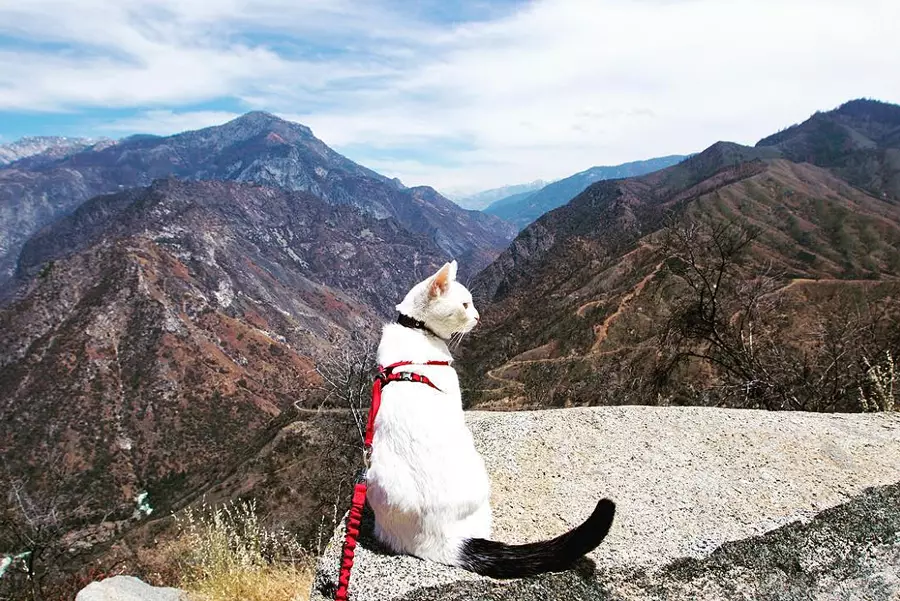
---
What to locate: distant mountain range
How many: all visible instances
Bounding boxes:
[451,180,549,210]
[483,155,688,229]
[0,112,516,287]
[0,135,110,166]
[462,99,900,412]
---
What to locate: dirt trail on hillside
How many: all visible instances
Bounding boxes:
[486,275,900,394]
[589,261,664,352]
[485,260,665,390]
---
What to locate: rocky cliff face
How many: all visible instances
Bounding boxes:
[0,178,446,527]
[312,406,900,601]
[0,112,515,286]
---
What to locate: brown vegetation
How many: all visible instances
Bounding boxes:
[463,138,900,413]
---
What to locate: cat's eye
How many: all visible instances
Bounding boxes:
[463,302,470,309]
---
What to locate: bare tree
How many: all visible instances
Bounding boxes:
[0,454,112,601]
[655,215,900,411]
[308,335,377,446]
[657,215,787,408]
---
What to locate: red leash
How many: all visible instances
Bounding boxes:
[334,360,449,601]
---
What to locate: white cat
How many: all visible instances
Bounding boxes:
[366,260,615,578]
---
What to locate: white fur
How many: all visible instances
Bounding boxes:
[366,261,491,565]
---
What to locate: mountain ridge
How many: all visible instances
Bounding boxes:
[756,98,900,201]
[451,180,549,210]
[484,154,688,228]
[0,135,109,167]
[462,102,900,412]
[0,113,515,288]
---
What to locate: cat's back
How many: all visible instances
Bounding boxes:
[371,323,485,486]
[369,380,487,517]
[375,377,468,451]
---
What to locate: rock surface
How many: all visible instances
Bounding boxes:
[75,575,185,601]
[312,406,900,600]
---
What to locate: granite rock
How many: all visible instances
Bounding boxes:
[75,575,185,601]
[312,406,900,600]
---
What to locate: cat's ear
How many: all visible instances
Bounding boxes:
[446,260,458,281]
[429,261,457,297]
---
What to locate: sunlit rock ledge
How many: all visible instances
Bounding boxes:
[312,406,900,601]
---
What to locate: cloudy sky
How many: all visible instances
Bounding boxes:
[1,0,898,195]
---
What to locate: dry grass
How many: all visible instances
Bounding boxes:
[175,500,314,601]
[860,351,897,412]
[185,564,313,601]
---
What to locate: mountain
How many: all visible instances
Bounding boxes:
[0,177,448,538]
[0,112,515,287]
[0,136,108,167]
[451,180,548,210]
[756,98,900,201]
[461,102,900,413]
[0,113,514,591]
[484,155,688,229]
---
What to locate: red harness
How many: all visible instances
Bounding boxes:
[334,360,450,601]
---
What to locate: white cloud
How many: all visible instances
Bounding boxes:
[301,0,900,192]
[1,0,899,192]
[0,0,417,111]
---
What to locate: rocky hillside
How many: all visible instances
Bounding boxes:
[462,103,900,412]
[0,112,515,286]
[313,406,900,600]
[484,155,687,229]
[0,178,446,536]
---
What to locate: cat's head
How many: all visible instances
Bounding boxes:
[396,260,479,339]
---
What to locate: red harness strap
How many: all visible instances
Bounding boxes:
[334,360,449,601]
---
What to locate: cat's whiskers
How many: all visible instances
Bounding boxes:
[451,331,468,352]
[450,332,462,351]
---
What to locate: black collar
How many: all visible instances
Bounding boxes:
[397,313,446,340]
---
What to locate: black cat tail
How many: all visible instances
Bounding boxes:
[457,498,616,579]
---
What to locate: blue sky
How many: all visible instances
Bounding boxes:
[1,0,899,195]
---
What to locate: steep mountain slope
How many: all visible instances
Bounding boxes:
[484,155,687,228]
[0,178,446,531]
[0,112,515,286]
[452,180,548,210]
[462,132,900,412]
[0,136,107,166]
[757,98,900,201]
